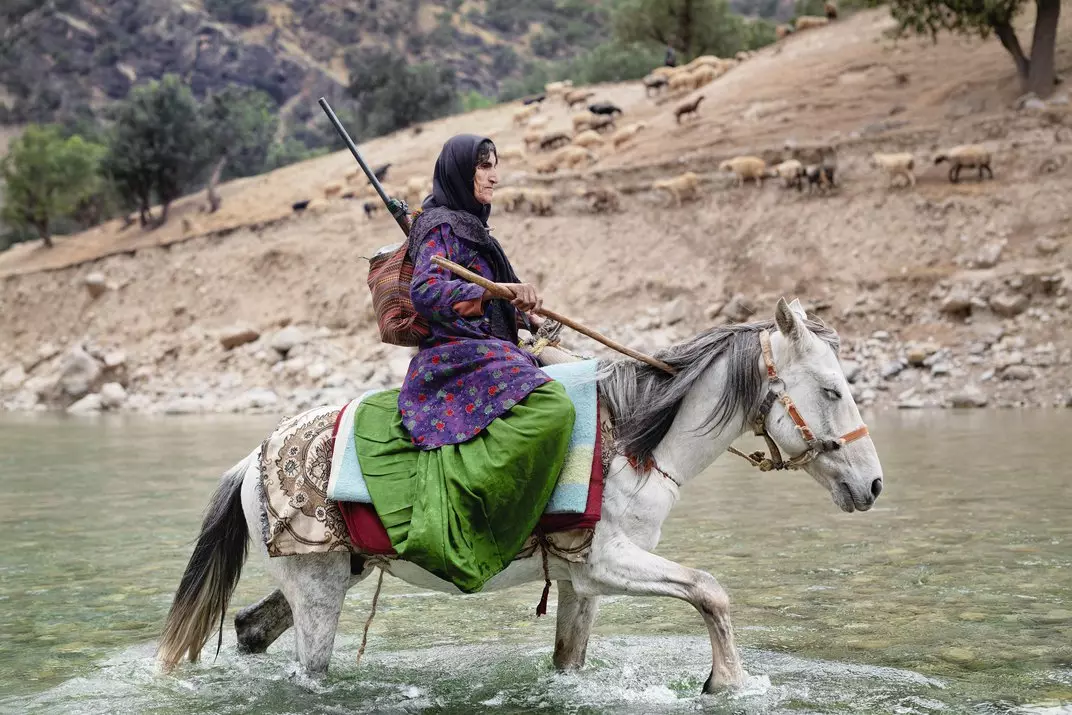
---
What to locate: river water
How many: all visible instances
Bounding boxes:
[0,410,1070,714]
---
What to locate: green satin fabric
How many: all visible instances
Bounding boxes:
[354,381,574,593]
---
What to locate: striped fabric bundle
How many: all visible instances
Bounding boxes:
[367,241,429,347]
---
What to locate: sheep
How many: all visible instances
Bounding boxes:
[539,131,572,152]
[526,187,554,215]
[513,104,539,126]
[719,156,767,187]
[564,89,596,109]
[362,200,380,219]
[690,65,719,89]
[372,163,391,182]
[934,144,993,183]
[589,114,617,133]
[495,187,527,213]
[572,130,605,150]
[572,111,597,133]
[497,146,526,162]
[776,23,794,39]
[305,197,329,213]
[181,216,199,234]
[545,80,574,97]
[687,55,722,70]
[794,15,830,30]
[643,74,669,96]
[653,171,700,206]
[577,186,622,213]
[870,152,916,188]
[804,164,837,193]
[523,129,544,151]
[770,159,805,189]
[610,122,648,150]
[527,115,550,131]
[588,102,622,117]
[344,167,361,183]
[403,177,432,206]
[824,0,838,20]
[674,95,705,124]
[323,181,344,199]
[651,66,677,78]
[522,94,546,106]
[555,145,597,171]
[534,158,559,175]
[669,70,697,93]
[735,51,750,62]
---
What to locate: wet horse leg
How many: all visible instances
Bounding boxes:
[278,551,354,675]
[553,580,600,670]
[571,542,744,692]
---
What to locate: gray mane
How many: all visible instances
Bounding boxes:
[597,319,840,465]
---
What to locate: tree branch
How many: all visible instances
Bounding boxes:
[992,19,1030,79]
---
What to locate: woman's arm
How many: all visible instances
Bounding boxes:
[410,224,488,323]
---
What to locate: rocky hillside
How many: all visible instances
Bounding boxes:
[1,9,1071,417]
[0,0,611,128]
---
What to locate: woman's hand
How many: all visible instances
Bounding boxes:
[501,283,542,313]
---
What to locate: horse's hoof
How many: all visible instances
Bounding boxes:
[702,671,744,694]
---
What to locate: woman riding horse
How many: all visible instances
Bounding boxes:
[354,134,575,593]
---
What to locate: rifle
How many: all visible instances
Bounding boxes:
[318,97,411,236]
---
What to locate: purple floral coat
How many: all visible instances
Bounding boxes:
[399,223,550,449]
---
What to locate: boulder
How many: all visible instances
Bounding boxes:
[161,397,206,415]
[840,359,862,384]
[84,272,108,298]
[238,388,280,410]
[905,342,939,367]
[270,326,307,356]
[58,346,103,399]
[972,241,1004,269]
[1035,236,1060,256]
[940,291,973,318]
[220,325,261,350]
[103,351,127,370]
[1001,365,1033,381]
[662,299,688,326]
[930,362,952,377]
[949,385,988,408]
[67,393,103,414]
[721,294,755,323]
[880,360,905,379]
[989,292,1028,318]
[306,362,329,381]
[1,365,27,391]
[897,398,925,409]
[99,382,128,410]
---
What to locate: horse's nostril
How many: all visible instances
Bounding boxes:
[870,477,883,498]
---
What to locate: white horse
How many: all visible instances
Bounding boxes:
[159,298,883,692]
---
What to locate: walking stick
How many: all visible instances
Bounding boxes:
[431,256,677,375]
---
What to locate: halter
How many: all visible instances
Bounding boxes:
[727,330,869,472]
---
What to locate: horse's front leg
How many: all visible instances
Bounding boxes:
[553,580,600,670]
[571,539,744,692]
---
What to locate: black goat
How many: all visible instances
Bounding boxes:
[588,102,622,116]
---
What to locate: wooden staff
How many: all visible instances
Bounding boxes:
[431,256,677,375]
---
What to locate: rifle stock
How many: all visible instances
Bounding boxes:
[318,97,411,236]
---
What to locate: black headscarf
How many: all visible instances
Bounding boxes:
[422,134,493,226]
[414,134,525,343]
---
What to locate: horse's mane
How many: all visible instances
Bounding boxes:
[597,319,839,465]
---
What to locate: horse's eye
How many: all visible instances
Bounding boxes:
[823,388,842,401]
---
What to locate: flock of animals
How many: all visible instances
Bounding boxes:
[293,6,996,221]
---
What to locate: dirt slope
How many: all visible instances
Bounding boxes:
[2,9,1071,415]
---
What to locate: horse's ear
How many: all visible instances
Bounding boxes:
[775,297,803,343]
[788,298,807,319]
[806,310,827,327]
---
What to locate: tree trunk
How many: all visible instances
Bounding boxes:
[678,0,694,59]
[993,20,1031,80]
[206,155,227,213]
[36,219,53,248]
[157,201,170,227]
[1026,0,1060,98]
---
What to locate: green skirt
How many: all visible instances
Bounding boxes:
[354,381,575,593]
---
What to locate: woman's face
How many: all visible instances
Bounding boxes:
[473,151,499,205]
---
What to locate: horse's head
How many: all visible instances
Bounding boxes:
[765,298,883,512]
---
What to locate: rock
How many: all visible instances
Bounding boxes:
[1035,236,1060,256]
[880,360,905,379]
[897,398,925,409]
[220,325,261,350]
[662,299,688,326]
[1001,365,1033,381]
[1,365,27,391]
[989,292,1028,318]
[930,361,952,377]
[161,397,205,415]
[704,302,725,320]
[871,330,891,342]
[940,291,973,318]
[940,647,977,666]
[239,388,280,410]
[84,272,108,299]
[994,351,1024,368]
[102,351,127,370]
[949,385,988,408]
[905,343,938,367]
[840,359,862,384]
[99,382,128,410]
[58,346,103,399]
[67,393,103,414]
[721,294,755,323]
[270,326,307,356]
[306,362,329,381]
[972,241,1004,269]
[1065,393,1072,408]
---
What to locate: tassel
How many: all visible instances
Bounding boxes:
[536,579,551,617]
[536,530,552,617]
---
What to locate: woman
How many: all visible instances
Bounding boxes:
[354,134,576,593]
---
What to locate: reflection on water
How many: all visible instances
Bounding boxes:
[0,410,1070,713]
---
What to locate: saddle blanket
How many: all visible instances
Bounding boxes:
[327,360,601,514]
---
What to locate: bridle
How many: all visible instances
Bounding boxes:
[727,330,869,472]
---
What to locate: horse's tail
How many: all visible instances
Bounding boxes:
[158,453,252,671]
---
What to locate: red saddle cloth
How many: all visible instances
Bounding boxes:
[333,401,606,556]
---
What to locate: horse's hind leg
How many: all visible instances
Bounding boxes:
[571,542,743,693]
[553,580,600,671]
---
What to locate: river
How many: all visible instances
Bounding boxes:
[0,410,1070,714]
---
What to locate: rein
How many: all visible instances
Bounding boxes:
[726,330,869,472]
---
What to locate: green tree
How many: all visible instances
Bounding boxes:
[884,0,1061,97]
[205,0,266,26]
[102,75,204,226]
[200,86,279,212]
[346,49,459,137]
[0,125,104,248]
[614,0,776,59]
